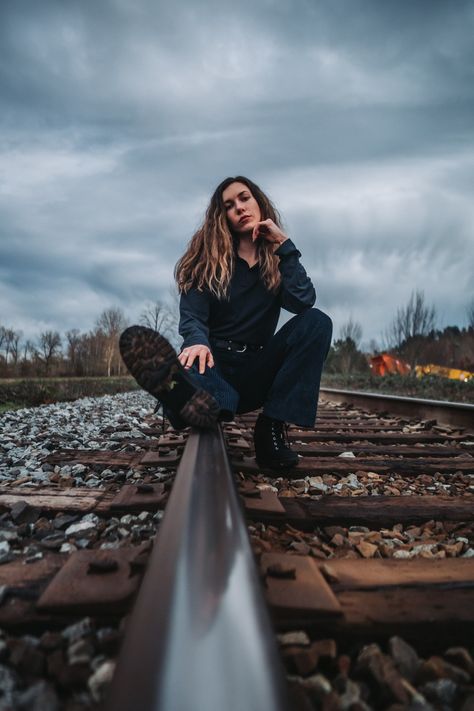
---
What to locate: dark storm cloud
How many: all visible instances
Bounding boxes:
[0,0,473,345]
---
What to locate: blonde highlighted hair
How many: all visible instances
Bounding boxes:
[174,176,282,299]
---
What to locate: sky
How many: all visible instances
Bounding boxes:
[1,0,473,350]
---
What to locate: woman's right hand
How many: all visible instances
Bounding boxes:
[178,344,214,374]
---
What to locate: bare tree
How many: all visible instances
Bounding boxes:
[368,338,380,355]
[66,329,83,375]
[96,307,128,376]
[139,300,176,338]
[22,339,34,362]
[5,329,22,367]
[37,331,62,374]
[339,317,363,348]
[387,290,436,348]
[467,297,474,330]
[384,290,437,368]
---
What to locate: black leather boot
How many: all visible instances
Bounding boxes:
[253,413,299,469]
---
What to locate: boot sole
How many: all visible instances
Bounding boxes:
[119,326,219,429]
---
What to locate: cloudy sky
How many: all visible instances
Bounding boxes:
[1,0,473,349]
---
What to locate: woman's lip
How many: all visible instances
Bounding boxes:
[239,215,251,223]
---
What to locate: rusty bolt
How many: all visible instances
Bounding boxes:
[136,484,154,494]
[87,557,119,574]
[266,563,296,580]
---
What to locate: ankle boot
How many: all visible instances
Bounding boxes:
[253,413,299,469]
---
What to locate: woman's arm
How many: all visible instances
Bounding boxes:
[178,288,214,372]
[275,238,316,313]
[252,219,316,313]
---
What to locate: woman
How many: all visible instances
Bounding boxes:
[120,176,332,470]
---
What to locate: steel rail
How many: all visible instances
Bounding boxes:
[105,425,290,711]
[320,387,474,430]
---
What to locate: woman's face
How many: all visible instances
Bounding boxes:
[222,181,261,235]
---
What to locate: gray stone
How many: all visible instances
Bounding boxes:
[389,636,420,681]
[0,663,19,706]
[16,680,59,711]
[337,678,361,709]
[60,542,77,553]
[67,638,95,666]
[303,673,332,699]
[88,660,116,702]
[277,631,310,647]
[0,529,19,543]
[444,647,474,675]
[62,617,94,643]
[421,678,458,706]
[65,520,96,536]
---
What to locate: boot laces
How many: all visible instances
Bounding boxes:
[271,419,291,451]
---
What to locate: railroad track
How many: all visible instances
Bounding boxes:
[0,391,473,709]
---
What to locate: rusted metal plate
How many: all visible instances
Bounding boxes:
[36,546,149,613]
[226,437,251,450]
[110,483,166,511]
[261,553,342,618]
[0,554,64,590]
[139,449,181,465]
[0,555,65,629]
[240,488,286,516]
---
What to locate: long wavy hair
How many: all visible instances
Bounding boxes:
[174,176,283,298]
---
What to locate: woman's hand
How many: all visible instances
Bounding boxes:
[178,344,214,374]
[252,219,288,251]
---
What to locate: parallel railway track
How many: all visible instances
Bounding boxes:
[0,390,473,709]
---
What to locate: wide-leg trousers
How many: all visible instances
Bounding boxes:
[163,308,332,429]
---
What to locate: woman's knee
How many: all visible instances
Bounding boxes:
[297,308,333,338]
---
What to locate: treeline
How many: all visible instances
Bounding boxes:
[0,302,178,379]
[326,291,474,375]
[2,291,473,379]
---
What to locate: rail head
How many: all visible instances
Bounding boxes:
[320,388,474,430]
[105,425,290,711]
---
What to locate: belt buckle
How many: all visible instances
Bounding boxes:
[235,343,247,353]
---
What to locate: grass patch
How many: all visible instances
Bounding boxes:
[0,377,139,410]
[0,401,23,414]
[321,373,474,404]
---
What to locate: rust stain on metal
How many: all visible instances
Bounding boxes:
[109,483,166,511]
[37,546,149,613]
[261,553,342,617]
[241,488,286,516]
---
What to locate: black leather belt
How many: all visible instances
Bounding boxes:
[211,339,264,353]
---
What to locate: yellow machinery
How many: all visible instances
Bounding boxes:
[370,354,474,382]
[415,364,474,382]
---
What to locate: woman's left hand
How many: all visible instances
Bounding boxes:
[252,219,288,251]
